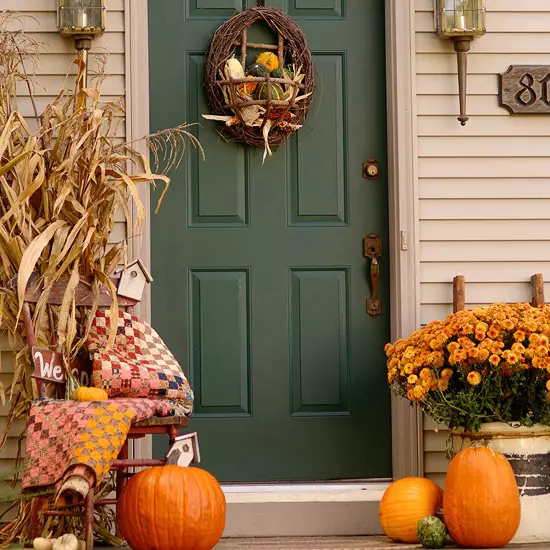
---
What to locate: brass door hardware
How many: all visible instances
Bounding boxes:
[363,158,381,180]
[363,234,382,317]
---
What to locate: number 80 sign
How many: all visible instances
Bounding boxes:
[500,65,550,115]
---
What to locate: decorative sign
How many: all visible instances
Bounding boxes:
[499,65,550,114]
[31,347,91,386]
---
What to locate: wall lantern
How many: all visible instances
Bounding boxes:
[57,0,106,86]
[435,0,486,125]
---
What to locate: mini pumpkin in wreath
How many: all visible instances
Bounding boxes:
[202,6,315,162]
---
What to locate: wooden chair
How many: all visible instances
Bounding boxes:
[20,272,192,549]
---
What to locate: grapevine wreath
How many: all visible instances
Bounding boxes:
[203,6,316,162]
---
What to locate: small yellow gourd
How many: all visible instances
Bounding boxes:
[256,51,279,72]
[72,387,108,402]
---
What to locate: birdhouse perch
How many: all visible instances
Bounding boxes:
[116,259,153,302]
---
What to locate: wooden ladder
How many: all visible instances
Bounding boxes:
[452,273,546,313]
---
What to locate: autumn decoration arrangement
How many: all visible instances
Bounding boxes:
[386,302,550,431]
[0,12,211,548]
[379,446,521,548]
[202,6,315,162]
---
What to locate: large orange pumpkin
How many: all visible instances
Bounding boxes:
[117,465,226,550]
[379,477,443,543]
[443,446,520,548]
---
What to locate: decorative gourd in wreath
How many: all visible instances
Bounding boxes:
[202,6,315,162]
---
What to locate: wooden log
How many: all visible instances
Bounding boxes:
[453,275,466,313]
[531,273,545,307]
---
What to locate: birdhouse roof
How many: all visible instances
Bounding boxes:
[125,258,153,283]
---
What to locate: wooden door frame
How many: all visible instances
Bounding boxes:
[125,0,423,480]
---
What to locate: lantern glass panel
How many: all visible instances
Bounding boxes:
[58,0,104,33]
[436,0,486,36]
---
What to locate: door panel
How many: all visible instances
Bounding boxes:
[149,0,392,482]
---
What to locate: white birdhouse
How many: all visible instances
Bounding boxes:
[116,259,153,302]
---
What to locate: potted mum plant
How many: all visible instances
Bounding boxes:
[386,301,550,544]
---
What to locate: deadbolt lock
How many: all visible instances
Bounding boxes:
[363,158,381,180]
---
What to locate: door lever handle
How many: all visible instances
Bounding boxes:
[363,234,382,318]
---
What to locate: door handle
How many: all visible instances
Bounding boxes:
[363,234,382,318]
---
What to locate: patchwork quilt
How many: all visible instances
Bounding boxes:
[22,397,181,494]
[87,309,194,413]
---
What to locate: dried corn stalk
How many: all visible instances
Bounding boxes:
[0,12,203,545]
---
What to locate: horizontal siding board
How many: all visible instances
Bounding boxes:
[425,473,446,488]
[417,74,498,96]
[25,54,125,76]
[15,96,123,115]
[416,0,550,12]
[416,11,550,33]
[419,179,550,199]
[17,74,125,96]
[418,95,509,116]
[417,33,550,54]
[417,53,550,75]
[424,430,449,453]
[424,416,449,431]
[419,136,550,157]
[424,452,450,473]
[6,0,124,10]
[11,12,124,33]
[25,33,124,55]
[418,116,550,137]
[419,158,550,178]
[420,219,550,241]
[421,262,550,283]
[421,241,550,262]
[420,198,550,220]
[421,282,545,304]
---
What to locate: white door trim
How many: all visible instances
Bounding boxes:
[125,0,422,480]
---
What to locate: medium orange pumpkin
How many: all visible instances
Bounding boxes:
[379,477,443,543]
[443,446,520,548]
[117,465,226,550]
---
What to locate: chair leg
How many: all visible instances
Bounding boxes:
[28,497,43,540]
[84,490,94,550]
[115,440,128,536]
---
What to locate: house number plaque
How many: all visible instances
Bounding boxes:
[499,65,550,114]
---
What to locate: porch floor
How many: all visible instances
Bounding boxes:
[214,537,414,549]
[98,540,550,550]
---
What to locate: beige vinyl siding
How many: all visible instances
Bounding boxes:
[416,0,550,486]
[0,0,126,511]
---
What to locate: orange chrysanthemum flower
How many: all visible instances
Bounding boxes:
[467,371,482,386]
[489,354,500,366]
[447,341,460,353]
[441,368,453,380]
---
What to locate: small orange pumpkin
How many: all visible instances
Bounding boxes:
[444,446,520,548]
[379,476,443,543]
[117,465,226,550]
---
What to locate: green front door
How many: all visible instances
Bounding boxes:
[148,0,391,482]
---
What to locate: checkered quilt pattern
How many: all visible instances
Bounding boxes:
[22,397,179,494]
[87,309,194,413]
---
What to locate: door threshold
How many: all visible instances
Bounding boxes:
[222,481,390,504]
